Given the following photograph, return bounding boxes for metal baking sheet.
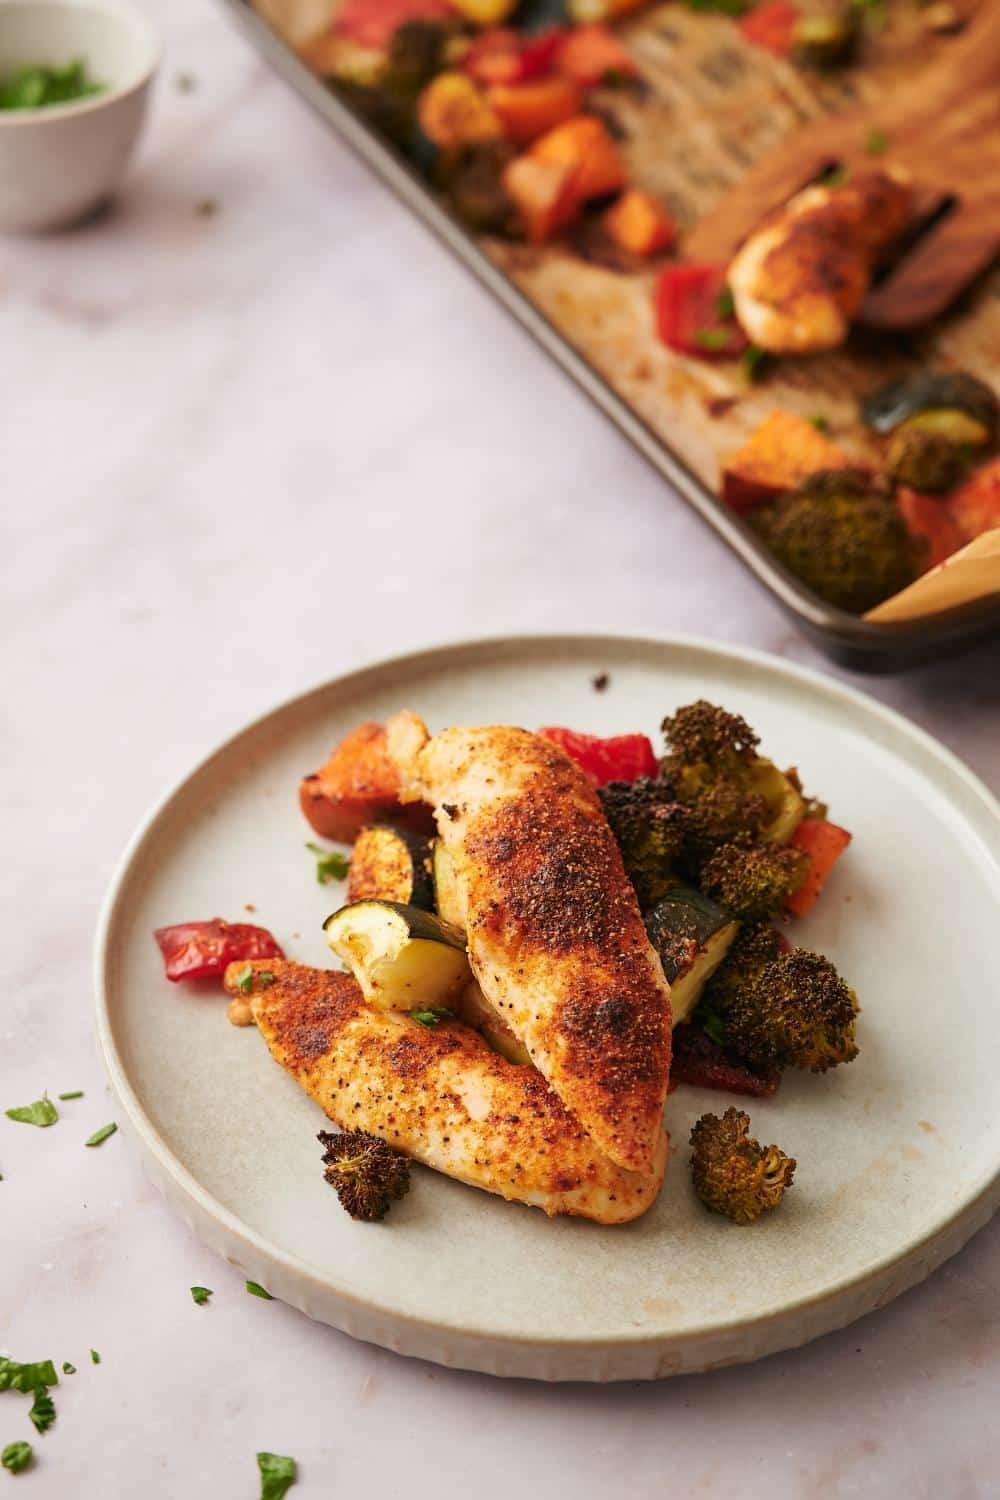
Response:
[218,0,1000,670]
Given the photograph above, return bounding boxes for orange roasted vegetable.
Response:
[529,114,627,201]
[722,411,851,514]
[897,488,963,571]
[602,189,675,257]
[487,75,582,144]
[785,819,852,918]
[299,721,435,843]
[948,456,1000,544]
[555,23,637,86]
[417,71,503,148]
[502,154,581,242]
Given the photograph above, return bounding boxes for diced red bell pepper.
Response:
[897,487,963,572]
[655,263,748,359]
[555,23,638,86]
[154,920,284,983]
[334,0,456,51]
[785,818,852,917]
[670,1024,780,1098]
[738,0,800,57]
[463,25,564,86]
[948,456,1000,545]
[538,726,658,785]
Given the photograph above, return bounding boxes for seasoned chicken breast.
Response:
[729,169,912,354]
[225,960,667,1223]
[387,714,673,1175]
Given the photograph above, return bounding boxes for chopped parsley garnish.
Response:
[58,1091,84,1101]
[699,1008,729,1048]
[714,285,735,321]
[695,328,730,352]
[89,1350,100,1365]
[410,1008,454,1028]
[305,842,351,884]
[1,1442,32,1475]
[865,127,889,155]
[257,1452,297,1500]
[0,1360,57,1394]
[190,1286,213,1305]
[0,60,103,111]
[61,1363,76,1376]
[28,1389,55,1435]
[822,164,849,187]
[245,1281,273,1300]
[236,965,254,995]
[810,414,830,433]
[6,1096,58,1128]
[740,345,770,383]
[84,1123,117,1148]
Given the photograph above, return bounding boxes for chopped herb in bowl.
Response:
[0,59,103,111]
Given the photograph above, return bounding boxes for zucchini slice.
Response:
[432,840,464,926]
[645,888,740,1026]
[748,758,806,846]
[324,900,470,1012]
[347,824,434,909]
[456,980,531,1065]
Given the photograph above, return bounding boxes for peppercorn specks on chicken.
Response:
[728,169,913,354]
[225,960,668,1224]
[386,712,673,1175]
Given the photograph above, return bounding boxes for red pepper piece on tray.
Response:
[538,726,658,785]
[335,0,457,52]
[655,263,748,359]
[738,0,800,58]
[154,919,284,983]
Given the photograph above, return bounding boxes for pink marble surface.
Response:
[2,0,999,1493]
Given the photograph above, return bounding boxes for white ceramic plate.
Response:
[95,634,1000,1381]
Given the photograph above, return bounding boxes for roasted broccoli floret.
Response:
[752,468,923,614]
[700,932,859,1073]
[689,1107,796,1224]
[598,777,688,906]
[661,701,772,860]
[698,840,809,922]
[318,1130,411,1221]
[887,421,977,493]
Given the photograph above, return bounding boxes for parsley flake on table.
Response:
[245,1281,273,1300]
[61,1363,75,1376]
[28,1389,55,1435]
[257,1451,297,1500]
[190,1286,213,1305]
[1,1441,32,1474]
[58,1091,84,1101]
[85,1123,117,1148]
[0,1360,58,1394]
[6,1096,58,1128]
[89,1350,101,1365]
[305,842,350,884]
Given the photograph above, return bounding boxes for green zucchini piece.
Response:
[748,758,806,846]
[324,900,470,1012]
[456,981,531,1065]
[432,840,464,926]
[645,888,740,1026]
[347,824,434,908]
[862,372,998,439]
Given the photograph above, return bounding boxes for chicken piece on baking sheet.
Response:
[728,169,913,354]
[387,713,673,1176]
[224,960,667,1224]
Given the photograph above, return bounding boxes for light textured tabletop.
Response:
[2,1,999,1494]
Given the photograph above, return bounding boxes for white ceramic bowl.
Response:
[0,0,159,233]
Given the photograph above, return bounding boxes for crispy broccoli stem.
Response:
[318,1130,411,1221]
[689,1107,796,1224]
[752,468,923,614]
[598,777,688,907]
[698,840,809,922]
[699,928,859,1074]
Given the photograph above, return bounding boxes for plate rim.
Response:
[93,630,1000,1378]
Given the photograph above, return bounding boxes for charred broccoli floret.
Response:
[318,1130,411,1221]
[689,1107,796,1224]
[700,932,859,1073]
[698,840,809,922]
[598,777,688,906]
[887,421,978,493]
[661,702,771,859]
[752,468,923,614]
